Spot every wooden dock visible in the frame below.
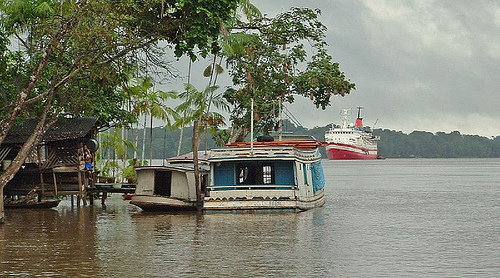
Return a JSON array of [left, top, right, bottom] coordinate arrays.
[[87, 183, 136, 205]]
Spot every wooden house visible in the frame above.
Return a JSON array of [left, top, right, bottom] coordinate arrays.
[[1, 118, 98, 205]]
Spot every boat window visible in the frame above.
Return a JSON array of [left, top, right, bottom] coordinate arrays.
[[238, 166, 249, 184], [236, 163, 274, 185], [263, 165, 272, 184]]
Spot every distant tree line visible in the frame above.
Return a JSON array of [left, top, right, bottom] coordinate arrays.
[[118, 121, 500, 159], [374, 129, 500, 158]]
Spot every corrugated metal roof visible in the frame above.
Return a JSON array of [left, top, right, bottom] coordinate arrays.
[[4, 118, 97, 144]]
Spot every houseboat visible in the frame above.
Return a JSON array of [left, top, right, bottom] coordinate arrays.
[[203, 136, 326, 211], [130, 152, 209, 211]]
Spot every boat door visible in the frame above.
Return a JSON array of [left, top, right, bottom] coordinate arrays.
[[154, 170, 172, 196]]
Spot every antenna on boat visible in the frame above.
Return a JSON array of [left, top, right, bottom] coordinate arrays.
[[356, 106, 364, 119], [278, 100, 282, 141], [340, 109, 351, 129], [250, 98, 254, 155]]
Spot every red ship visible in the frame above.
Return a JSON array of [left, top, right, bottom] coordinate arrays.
[[325, 107, 380, 160]]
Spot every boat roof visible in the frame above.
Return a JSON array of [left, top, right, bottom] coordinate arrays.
[[167, 151, 210, 164], [225, 140, 324, 149], [210, 140, 323, 163], [136, 163, 209, 173]]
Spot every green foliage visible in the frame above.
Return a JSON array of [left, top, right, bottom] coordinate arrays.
[[107, 0, 240, 60], [117, 122, 500, 159], [174, 83, 229, 130], [122, 159, 140, 179], [102, 129, 135, 157], [123, 165, 136, 179], [222, 7, 355, 141], [97, 129, 138, 178], [100, 160, 119, 178], [97, 129, 135, 178], [126, 77, 179, 127], [114, 126, 218, 159], [375, 129, 500, 158], [0, 0, 239, 129]]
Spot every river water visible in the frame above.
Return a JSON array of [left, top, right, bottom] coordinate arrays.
[[1, 158, 500, 277]]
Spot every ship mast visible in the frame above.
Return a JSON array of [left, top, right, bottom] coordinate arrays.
[[357, 106, 364, 119], [355, 106, 364, 129], [340, 109, 351, 129]]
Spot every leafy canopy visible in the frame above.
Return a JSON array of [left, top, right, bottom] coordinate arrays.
[[222, 7, 355, 140], [0, 0, 240, 130]]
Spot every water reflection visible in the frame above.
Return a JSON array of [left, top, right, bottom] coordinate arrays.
[[1, 206, 99, 277], [2, 196, 326, 277]]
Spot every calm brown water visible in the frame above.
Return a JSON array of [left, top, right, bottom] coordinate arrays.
[[1, 158, 500, 277]]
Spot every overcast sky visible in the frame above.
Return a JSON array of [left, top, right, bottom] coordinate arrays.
[[166, 0, 500, 137]]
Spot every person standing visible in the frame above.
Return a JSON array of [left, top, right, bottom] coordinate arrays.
[[83, 145, 93, 184]]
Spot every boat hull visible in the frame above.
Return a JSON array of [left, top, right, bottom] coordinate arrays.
[[203, 198, 298, 210], [203, 197, 325, 211], [203, 190, 325, 211], [326, 143, 378, 160], [5, 199, 61, 209], [297, 190, 326, 210], [130, 195, 197, 211]]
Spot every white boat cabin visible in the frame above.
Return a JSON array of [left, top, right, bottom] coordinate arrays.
[[204, 141, 325, 210]]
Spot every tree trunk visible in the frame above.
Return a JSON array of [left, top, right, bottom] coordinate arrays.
[[204, 124, 209, 152], [192, 120, 202, 209], [0, 98, 26, 146], [0, 115, 56, 224], [228, 126, 248, 144], [134, 125, 139, 160], [177, 122, 184, 156], [149, 114, 153, 165], [178, 59, 191, 157], [141, 115, 147, 164], [0, 189, 4, 224], [0, 40, 57, 146]]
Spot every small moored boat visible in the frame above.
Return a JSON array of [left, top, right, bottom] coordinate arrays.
[[130, 152, 209, 211], [5, 199, 61, 209]]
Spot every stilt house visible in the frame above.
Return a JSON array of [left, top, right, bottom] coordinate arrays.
[[1, 118, 98, 201]]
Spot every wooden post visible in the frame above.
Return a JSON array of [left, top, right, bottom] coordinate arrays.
[[82, 171, 87, 206], [77, 169, 82, 207], [37, 146, 46, 198], [0, 190, 4, 224], [101, 191, 107, 205], [52, 172, 58, 197]]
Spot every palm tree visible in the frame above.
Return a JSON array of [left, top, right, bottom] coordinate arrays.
[[127, 77, 177, 165], [171, 1, 261, 208], [174, 84, 228, 208], [98, 129, 136, 180]]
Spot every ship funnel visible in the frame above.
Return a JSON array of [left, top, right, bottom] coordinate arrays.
[[355, 118, 363, 128]]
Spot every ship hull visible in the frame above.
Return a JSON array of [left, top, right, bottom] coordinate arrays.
[[326, 143, 378, 160]]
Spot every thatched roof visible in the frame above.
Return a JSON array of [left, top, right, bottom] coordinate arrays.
[[3, 118, 97, 144]]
